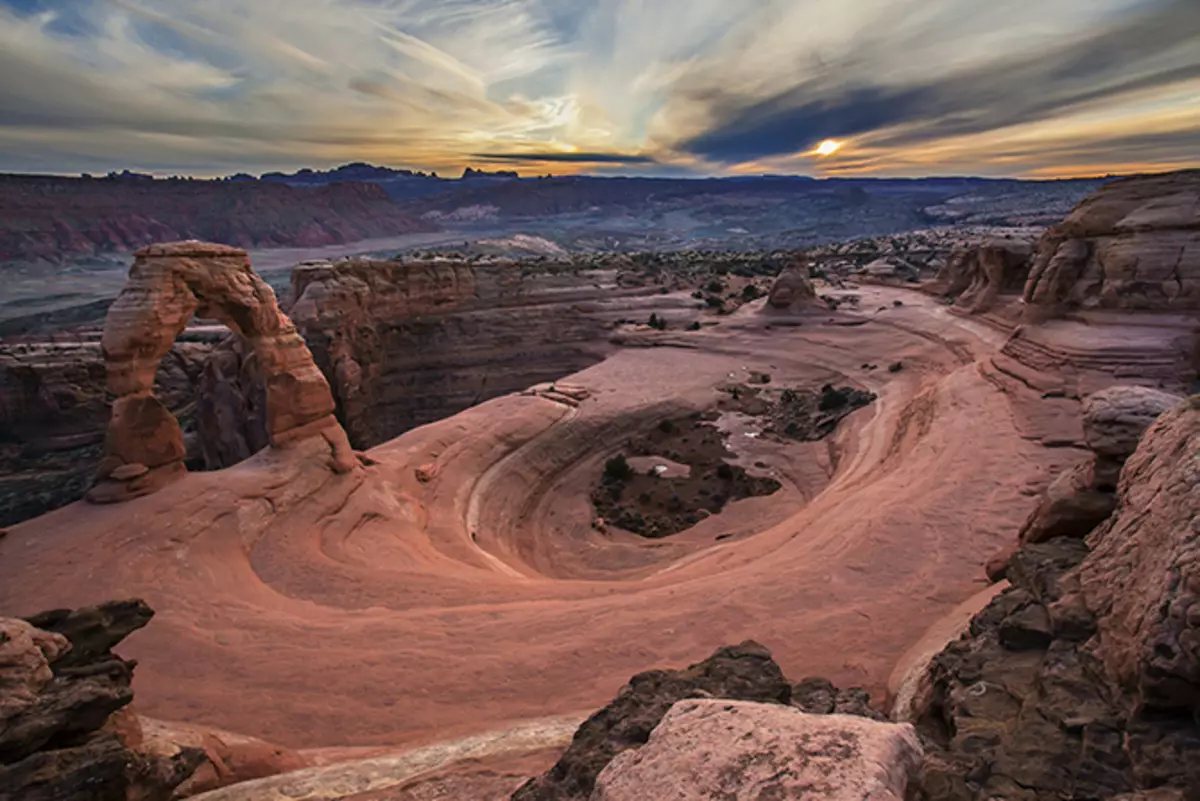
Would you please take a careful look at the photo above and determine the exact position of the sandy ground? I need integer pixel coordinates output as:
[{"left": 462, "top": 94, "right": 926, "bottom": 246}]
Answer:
[{"left": 0, "top": 287, "right": 1089, "bottom": 762}]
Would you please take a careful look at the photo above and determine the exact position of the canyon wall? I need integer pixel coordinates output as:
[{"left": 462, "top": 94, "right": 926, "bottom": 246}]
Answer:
[
  {"left": 0, "top": 174, "right": 435, "bottom": 263},
  {"left": 288, "top": 257, "right": 666, "bottom": 448}
]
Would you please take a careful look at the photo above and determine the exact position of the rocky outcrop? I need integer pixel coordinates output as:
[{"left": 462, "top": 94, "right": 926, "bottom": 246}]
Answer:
[
  {"left": 513, "top": 642, "right": 890, "bottom": 801},
  {"left": 591, "top": 699, "right": 923, "bottom": 801},
  {"left": 89, "top": 241, "right": 356, "bottom": 503},
  {"left": 929, "top": 238, "right": 1035, "bottom": 313},
  {"left": 1017, "top": 386, "right": 1180, "bottom": 547},
  {"left": 1078, "top": 397, "right": 1200, "bottom": 715},
  {"left": 0, "top": 174, "right": 435, "bottom": 264},
  {"left": 289, "top": 258, "right": 643, "bottom": 448},
  {"left": 912, "top": 397, "right": 1200, "bottom": 800},
  {"left": 1023, "top": 170, "right": 1200, "bottom": 315},
  {"left": 0, "top": 338, "right": 212, "bottom": 525},
  {"left": 766, "top": 265, "right": 817, "bottom": 310},
  {"left": 0, "top": 600, "right": 206, "bottom": 801}
]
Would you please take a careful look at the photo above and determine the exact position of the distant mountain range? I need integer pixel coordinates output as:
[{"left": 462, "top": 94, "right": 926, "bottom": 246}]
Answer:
[{"left": 0, "top": 163, "right": 1111, "bottom": 263}]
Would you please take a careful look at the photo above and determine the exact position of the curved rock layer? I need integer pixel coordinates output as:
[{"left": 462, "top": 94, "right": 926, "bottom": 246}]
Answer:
[
  {"left": 0, "top": 284, "right": 1091, "bottom": 753},
  {"left": 1024, "top": 170, "right": 1200, "bottom": 314},
  {"left": 88, "top": 241, "right": 356, "bottom": 502}
]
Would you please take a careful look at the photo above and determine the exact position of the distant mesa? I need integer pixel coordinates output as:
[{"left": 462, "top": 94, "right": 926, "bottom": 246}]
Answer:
[{"left": 462, "top": 166, "right": 520, "bottom": 180}]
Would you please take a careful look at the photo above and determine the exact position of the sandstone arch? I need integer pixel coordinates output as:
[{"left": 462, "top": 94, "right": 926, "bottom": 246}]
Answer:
[{"left": 88, "top": 241, "right": 356, "bottom": 503}]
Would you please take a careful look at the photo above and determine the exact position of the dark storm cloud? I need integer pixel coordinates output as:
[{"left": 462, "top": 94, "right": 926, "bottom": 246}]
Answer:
[
  {"left": 677, "top": 0, "right": 1200, "bottom": 163},
  {"left": 472, "top": 151, "right": 656, "bottom": 164}
]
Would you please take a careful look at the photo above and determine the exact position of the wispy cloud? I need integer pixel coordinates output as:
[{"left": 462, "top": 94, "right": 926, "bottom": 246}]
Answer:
[{"left": 0, "top": 0, "right": 1196, "bottom": 176}]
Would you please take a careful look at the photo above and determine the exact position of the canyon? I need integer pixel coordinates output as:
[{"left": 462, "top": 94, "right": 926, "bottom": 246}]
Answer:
[{"left": 0, "top": 171, "right": 1197, "bottom": 799}]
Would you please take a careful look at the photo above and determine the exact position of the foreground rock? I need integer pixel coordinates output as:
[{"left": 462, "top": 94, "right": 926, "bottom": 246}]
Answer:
[
  {"left": 592, "top": 700, "right": 922, "bottom": 801},
  {"left": 913, "top": 396, "right": 1200, "bottom": 799},
  {"left": 513, "top": 641, "right": 891, "bottom": 801},
  {"left": 1079, "top": 397, "right": 1200, "bottom": 716},
  {"left": 0, "top": 600, "right": 205, "bottom": 800},
  {"left": 89, "top": 241, "right": 356, "bottom": 503},
  {"left": 1023, "top": 170, "right": 1200, "bottom": 315},
  {"left": 1016, "top": 385, "right": 1180, "bottom": 548}
]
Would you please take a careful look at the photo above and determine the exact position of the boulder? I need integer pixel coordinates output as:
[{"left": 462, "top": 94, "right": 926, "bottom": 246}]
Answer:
[
  {"left": 912, "top": 399, "right": 1200, "bottom": 800},
  {"left": 589, "top": 700, "right": 922, "bottom": 801},
  {"left": 511, "top": 642, "right": 791, "bottom": 801},
  {"left": 1082, "top": 385, "right": 1183, "bottom": 460},
  {"left": 89, "top": 241, "right": 356, "bottom": 503},
  {"left": 1080, "top": 397, "right": 1200, "bottom": 715},
  {"left": 766, "top": 266, "right": 817, "bottom": 310}
]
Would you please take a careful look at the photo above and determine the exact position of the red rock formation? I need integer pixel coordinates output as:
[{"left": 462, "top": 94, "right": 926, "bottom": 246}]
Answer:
[
  {"left": 289, "top": 257, "right": 637, "bottom": 447},
  {"left": 0, "top": 174, "right": 435, "bottom": 263},
  {"left": 88, "top": 241, "right": 356, "bottom": 502},
  {"left": 1017, "top": 385, "right": 1180, "bottom": 546},
  {"left": 0, "top": 601, "right": 207, "bottom": 801},
  {"left": 1023, "top": 170, "right": 1200, "bottom": 316},
  {"left": 1079, "top": 396, "right": 1200, "bottom": 714},
  {"left": 765, "top": 264, "right": 817, "bottom": 310},
  {"left": 942, "top": 239, "right": 1035, "bottom": 314}
]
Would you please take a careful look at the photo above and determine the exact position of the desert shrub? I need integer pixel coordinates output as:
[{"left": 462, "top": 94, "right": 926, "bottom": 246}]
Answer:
[
  {"left": 742, "top": 284, "right": 762, "bottom": 301},
  {"left": 648, "top": 313, "right": 667, "bottom": 330},
  {"left": 716, "top": 463, "right": 734, "bottom": 481},
  {"left": 705, "top": 295, "right": 725, "bottom": 310},
  {"left": 604, "top": 454, "right": 634, "bottom": 482},
  {"left": 706, "top": 279, "right": 725, "bottom": 293},
  {"left": 687, "top": 321, "right": 701, "bottom": 331}
]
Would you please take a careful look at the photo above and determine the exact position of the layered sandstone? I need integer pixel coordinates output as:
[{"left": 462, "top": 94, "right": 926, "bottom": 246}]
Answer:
[
  {"left": 1023, "top": 170, "right": 1200, "bottom": 315},
  {"left": 0, "top": 601, "right": 206, "bottom": 801},
  {"left": 1079, "top": 397, "right": 1200, "bottom": 715},
  {"left": 929, "top": 237, "right": 1035, "bottom": 314},
  {"left": 289, "top": 257, "right": 666, "bottom": 448},
  {"left": 89, "top": 241, "right": 356, "bottom": 502}
]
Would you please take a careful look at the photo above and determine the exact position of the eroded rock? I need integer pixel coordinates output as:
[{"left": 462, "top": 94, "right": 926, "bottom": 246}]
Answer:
[
  {"left": 1018, "top": 386, "right": 1179, "bottom": 546},
  {"left": 913, "top": 398, "right": 1200, "bottom": 800},
  {"left": 0, "top": 601, "right": 206, "bottom": 801},
  {"left": 590, "top": 700, "right": 923, "bottom": 801},
  {"left": 766, "top": 264, "right": 817, "bottom": 310},
  {"left": 89, "top": 241, "right": 355, "bottom": 502},
  {"left": 1079, "top": 398, "right": 1200, "bottom": 715},
  {"left": 1023, "top": 171, "right": 1200, "bottom": 315}
]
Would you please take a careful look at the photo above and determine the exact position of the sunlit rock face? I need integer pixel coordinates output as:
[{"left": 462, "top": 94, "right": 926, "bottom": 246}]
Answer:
[{"left": 1023, "top": 171, "right": 1200, "bottom": 316}]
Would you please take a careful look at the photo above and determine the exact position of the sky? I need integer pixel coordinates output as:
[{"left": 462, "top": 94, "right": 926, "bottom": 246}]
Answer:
[{"left": 0, "top": 0, "right": 1198, "bottom": 178}]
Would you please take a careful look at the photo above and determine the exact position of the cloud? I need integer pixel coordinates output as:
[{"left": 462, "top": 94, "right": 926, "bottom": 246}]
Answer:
[
  {"left": 0, "top": 0, "right": 1196, "bottom": 176},
  {"left": 663, "top": 0, "right": 1200, "bottom": 163}
]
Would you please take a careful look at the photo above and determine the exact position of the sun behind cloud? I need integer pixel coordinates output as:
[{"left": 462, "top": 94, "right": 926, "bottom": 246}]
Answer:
[{"left": 815, "top": 140, "right": 842, "bottom": 157}]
